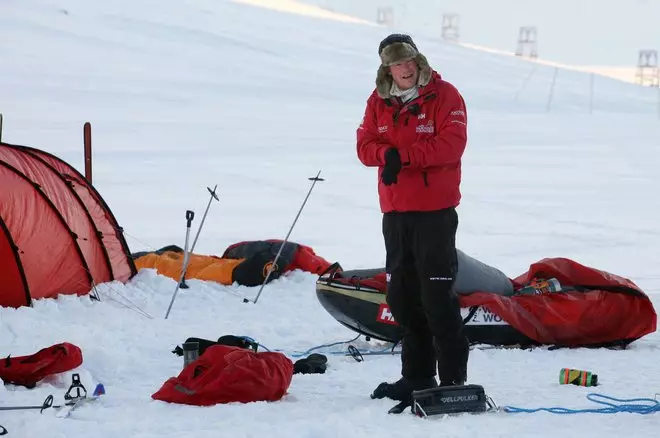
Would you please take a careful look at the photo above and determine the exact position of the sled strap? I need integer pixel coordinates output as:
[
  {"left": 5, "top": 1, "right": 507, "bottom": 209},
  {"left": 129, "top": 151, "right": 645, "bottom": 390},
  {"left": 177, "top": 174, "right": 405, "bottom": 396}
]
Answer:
[{"left": 462, "top": 306, "right": 479, "bottom": 324}]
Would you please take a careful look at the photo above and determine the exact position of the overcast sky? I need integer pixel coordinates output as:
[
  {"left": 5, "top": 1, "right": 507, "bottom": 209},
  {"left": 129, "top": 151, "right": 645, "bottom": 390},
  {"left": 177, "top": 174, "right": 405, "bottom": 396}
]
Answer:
[{"left": 305, "top": 0, "right": 659, "bottom": 66}]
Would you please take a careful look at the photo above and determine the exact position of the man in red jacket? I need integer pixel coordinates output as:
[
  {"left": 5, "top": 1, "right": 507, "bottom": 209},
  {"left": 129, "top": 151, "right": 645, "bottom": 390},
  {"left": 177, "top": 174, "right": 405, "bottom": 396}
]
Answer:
[{"left": 357, "top": 34, "right": 470, "bottom": 411}]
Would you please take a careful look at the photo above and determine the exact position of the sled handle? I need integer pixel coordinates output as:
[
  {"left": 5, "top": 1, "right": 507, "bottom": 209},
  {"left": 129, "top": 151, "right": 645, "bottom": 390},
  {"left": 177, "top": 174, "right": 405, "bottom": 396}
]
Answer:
[{"left": 319, "top": 262, "right": 343, "bottom": 284}]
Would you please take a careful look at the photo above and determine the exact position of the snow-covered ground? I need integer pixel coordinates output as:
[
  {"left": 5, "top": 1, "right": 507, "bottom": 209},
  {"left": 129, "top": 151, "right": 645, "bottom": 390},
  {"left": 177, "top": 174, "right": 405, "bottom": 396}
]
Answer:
[{"left": 1, "top": 0, "right": 659, "bottom": 437}]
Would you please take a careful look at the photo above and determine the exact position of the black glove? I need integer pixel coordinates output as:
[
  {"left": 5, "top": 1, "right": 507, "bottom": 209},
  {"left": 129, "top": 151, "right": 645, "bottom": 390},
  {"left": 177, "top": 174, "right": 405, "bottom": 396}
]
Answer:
[
  {"left": 381, "top": 148, "right": 401, "bottom": 186},
  {"left": 293, "top": 353, "right": 328, "bottom": 375}
]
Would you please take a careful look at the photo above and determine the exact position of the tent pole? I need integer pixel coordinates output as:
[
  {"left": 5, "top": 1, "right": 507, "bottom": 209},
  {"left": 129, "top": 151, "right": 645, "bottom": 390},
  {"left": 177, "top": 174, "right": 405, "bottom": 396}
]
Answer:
[{"left": 84, "top": 122, "right": 92, "bottom": 184}]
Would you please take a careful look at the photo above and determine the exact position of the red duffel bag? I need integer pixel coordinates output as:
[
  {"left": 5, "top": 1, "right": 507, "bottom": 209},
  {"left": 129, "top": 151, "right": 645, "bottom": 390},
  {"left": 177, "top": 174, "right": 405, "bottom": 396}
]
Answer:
[
  {"left": 152, "top": 345, "right": 293, "bottom": 406},
  {"left": 0, "top": 342, "right": 83, "bottom": 388}
]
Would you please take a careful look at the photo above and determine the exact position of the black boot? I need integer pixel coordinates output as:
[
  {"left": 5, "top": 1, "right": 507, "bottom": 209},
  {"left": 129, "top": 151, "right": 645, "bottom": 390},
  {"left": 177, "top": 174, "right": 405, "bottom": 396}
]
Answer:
[
  {"left": 370, "top": 376, "right": 438, "bottom": 402},
  {"left": 438, "top": 335, "right": 469, "bottom": 386}
]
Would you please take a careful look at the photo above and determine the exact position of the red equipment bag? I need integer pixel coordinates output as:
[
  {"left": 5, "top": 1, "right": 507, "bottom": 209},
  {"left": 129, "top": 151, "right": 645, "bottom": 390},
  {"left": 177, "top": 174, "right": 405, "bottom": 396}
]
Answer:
[
  {"left": 0, "top": 342, "right": 83, "bottom": 388},
  {"left": 152, "top": 345, "right": 294, "bottom": 406}
]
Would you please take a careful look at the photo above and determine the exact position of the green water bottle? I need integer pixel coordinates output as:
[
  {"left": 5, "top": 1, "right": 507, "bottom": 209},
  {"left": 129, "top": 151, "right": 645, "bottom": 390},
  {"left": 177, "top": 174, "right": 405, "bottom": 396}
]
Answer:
[{"left": 559, "top": 368, "right": 598, "bottom": 387}]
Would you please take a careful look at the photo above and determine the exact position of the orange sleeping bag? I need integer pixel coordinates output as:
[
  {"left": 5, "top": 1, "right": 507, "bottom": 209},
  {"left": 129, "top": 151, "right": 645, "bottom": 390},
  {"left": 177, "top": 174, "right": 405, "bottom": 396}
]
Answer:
[
  {"left": 132, "top": 240, "right": 332, "bottom": 287},
  {"left": 134, "top": 251, "right": 242, "bottom": 285}
]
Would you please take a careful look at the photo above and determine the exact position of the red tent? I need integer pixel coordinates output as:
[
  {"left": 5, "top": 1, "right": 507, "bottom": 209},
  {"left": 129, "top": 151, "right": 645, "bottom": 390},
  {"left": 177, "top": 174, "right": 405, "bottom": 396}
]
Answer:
[{"left": 0, "top": 142, "right": 136, "bottom": 308}]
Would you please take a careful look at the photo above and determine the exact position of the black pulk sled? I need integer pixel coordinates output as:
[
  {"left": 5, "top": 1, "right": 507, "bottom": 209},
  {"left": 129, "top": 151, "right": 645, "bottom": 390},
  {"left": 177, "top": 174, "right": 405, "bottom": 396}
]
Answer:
[{"left": 411, "top": 384, "right": 497, "bottom": 418}]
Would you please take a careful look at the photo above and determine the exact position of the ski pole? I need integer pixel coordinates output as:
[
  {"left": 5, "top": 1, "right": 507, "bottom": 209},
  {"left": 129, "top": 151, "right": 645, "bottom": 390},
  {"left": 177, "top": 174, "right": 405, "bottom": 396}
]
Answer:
[
  {"left": 0, "top": 374, "right": 100, "bottom": 415},
  {"left": 246, "top": 170, "right": 324, "bottom": 305},
  {"left": 0, "top": 394, "right": 57, "bottom": 413},
  {"left": 178, "top": 209, "right": 195, "bottom": 290},
  {"left": 0, "top": 394, "right": 88, "bottom": 413},
  {"left": 181, "top": 185, "right": 218, "bottom": 288},
  {"left": 165, "top": 210, "right": 195, "bottom": 319},
  {"left": 189, "top": 185, "right": 219, "bottom": 254},
  {"left": 0, "top": 400, "right": 51, "bottom": 412}
]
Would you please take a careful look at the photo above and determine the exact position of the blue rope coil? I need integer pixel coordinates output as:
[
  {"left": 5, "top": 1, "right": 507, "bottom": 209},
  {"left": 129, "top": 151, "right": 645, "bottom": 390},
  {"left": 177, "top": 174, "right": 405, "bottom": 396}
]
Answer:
[{"left": 503, "top": 393, "right": 660, "bottom": 415}]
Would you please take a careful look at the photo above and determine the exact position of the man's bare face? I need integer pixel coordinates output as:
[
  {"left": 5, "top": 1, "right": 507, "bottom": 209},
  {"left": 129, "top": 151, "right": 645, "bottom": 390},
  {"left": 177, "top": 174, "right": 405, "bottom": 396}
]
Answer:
[{"left": 389, "top": 59, "right": 419, "bottom": 90}]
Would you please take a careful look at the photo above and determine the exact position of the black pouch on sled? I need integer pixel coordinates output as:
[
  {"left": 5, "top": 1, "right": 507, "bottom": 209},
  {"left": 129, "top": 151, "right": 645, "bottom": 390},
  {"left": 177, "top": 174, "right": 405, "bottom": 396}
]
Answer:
[
  {"left": 172, "top": 336, "right": 258, "bottom": 357},
  {"left": 172, "top": 337, "right": 219, "bottom": 357}
]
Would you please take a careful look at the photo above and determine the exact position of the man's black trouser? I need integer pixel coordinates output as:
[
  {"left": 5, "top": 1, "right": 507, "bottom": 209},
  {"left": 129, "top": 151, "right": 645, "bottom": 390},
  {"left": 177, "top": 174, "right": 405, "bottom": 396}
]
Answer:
[{"left": 382, "top": 207, "right": 469, "bottom": 384}]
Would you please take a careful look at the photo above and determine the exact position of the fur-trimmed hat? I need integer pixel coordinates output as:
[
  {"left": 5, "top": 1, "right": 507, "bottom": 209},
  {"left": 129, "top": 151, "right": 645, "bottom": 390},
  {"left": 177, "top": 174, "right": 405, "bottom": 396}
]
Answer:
[{"left": 376, "top": 34, "right": 432, "bottom": 99}]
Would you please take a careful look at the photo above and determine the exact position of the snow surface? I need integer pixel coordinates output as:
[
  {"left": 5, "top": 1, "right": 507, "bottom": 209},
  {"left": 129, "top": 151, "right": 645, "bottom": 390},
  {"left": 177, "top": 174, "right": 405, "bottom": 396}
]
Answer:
[{"left": 1, "top": 0, "right": 660, "bottom": 437}]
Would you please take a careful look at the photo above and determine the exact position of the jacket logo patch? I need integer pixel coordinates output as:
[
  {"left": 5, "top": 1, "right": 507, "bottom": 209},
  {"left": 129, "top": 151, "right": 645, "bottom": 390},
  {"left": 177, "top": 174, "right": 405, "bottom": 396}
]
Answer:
[
  {"left": 450, "top": 110, "right": 465, "bottom": 117},
  {"left": 416, "top": 121, "right": 434, "bottom": 134},
  {"left": 417, "top": 113, "right": 426, "bottom": 120},
  {"left": 378, "top": 125, "right": 388, "bottom": 134}
]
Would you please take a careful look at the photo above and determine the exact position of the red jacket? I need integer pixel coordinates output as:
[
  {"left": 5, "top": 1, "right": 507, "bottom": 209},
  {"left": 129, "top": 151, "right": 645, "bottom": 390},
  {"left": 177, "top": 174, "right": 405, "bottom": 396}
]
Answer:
[{"left": 356, "top": 71, "right": 468, "bottom": 213}]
